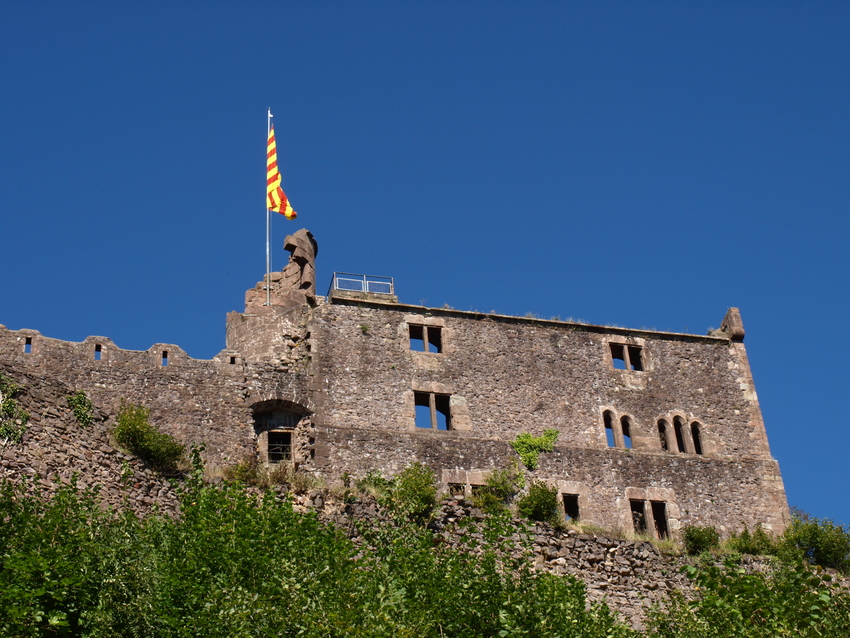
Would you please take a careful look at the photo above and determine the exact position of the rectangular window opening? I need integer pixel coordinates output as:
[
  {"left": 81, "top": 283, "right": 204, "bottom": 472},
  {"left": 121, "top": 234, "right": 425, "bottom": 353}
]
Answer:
[
  {"left": 267, "top": 431, "right": 292, "bottom": 463},
  {"left": 414, "top": 391, "right": 432, "bottom": 428},
  {"left": 409, "top": 325, "right": 426, "bottom": 352},
  {"left": 563, "top": 494, "right": 580, "bottom": 521},
  {"left": 229, "top": 356, "right": 236, "bottom": 365},
  {"left": 651, "top": 501, "right": 669, "bottom": 539},
  {"left": 94, "top": 344, "right": 102, "bottom": 361},
  {"left": 24, "top": 337, "right": 32, "bottom": 354},
  {"left": 628, "top": 346, "right": 643, "bottom": 371},
  {"left": 630, "top": 500, "right": 647, "bottom": 534},
  {"left": 434, "top": 394, "right": 451, "bottom": 430},
  {"left": 161, "top": 351, "right": 168, "bottom": 366},
  {"left": 610, "top": 343, "right": 626, "bottom": 369},
  {"left": 448, "top": 483, "right": 465, "bottom": 497},
  {"left": 426, "top": 326, "right": 442, "bottom": 353}
]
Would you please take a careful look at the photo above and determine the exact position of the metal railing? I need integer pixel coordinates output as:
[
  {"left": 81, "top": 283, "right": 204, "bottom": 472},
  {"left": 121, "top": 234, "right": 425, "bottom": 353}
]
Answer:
[{"left": 328, "top": 272, "right": 394, "bottom": 297}]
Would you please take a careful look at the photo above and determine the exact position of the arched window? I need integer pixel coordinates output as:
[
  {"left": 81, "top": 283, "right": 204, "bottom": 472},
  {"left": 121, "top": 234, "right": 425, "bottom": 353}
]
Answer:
[
  {"left": 673, "top": 417, "right": 687, "bottom": 453},
  {"left": 620, "top": 416, "right": 633, "bottom": 449},
  {"left": 657, "top": 419, "right": 669, "bottom": 452},
  {"left": 691, "top": 421, "right": 703, "bottom": 455},
  {"left": 603, "top": 410, "right": 616, "bottom": 447}
]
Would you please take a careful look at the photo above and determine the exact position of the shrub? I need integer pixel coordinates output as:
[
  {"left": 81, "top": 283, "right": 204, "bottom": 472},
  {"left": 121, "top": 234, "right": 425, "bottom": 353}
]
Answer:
[
  {"left": 726, "top": 524, "right": 777, "bottom": 556},
  {"left": 517, "top": 480, "right": 559, "bottom": 524},
  {"left": 385, "top": 463, "right": 437, "bottom": 520},
  {"left": 472, "top": 461, "right": 524, "bottom": 515},
  {"left": 67, "top": 390, "right": 93, "bottom": 428},
  {"left": 682, "top": 525, "right": 720, "bottom": 555},
  {"left": 0, "top": 373, "right": 29, "bottom": 445},
  {"left": 781, "top": 510, "right": 850, "bottom": 573},
  {"left": 511, "top": 429, "right": 559, "bottom": 470},
  {"left": 112, "top": 401, "right": 184, "bottom": 474}
]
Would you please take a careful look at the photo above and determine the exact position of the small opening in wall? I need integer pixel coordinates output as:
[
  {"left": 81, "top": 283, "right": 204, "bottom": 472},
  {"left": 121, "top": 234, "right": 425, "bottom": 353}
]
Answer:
[
  {"left": 657, "top": 420, "right": 669, "bottom": 452},
  {"left": 630, "top": 500, "right": 647, "bottom": 534},
  {"left": 563, "top": 494, "right": 580, "bottom": 521},
  {"left": 470, "top": 484, "right": 484, "bottom": 497},
  {"left": 267, "top": 430, "right": 292, "bottom": 463},
  {"left": 628, "top": 346, "right": 643, "bottom": 371},
  {"left": 414, "top": 392, "right": 432, "bottom": 429},
  {"left": 448, "top": 483, "right": 465, "bottom": 497},
  {"left": 434, "top": 394, "right": 451, "bottom": 430},
  {"left": 24, "top": 337, "right": 32, "bottom": 354},
  {"left": 161, "top": 351, "right": 168, "bottom": 366},
  {"left": 427, "top": 326, "right": 442, "bottom": 353},
  {"left": 610, "top": 343, "right": 626, "bottom": 369},
  {"left": 691, "top": 422, "right": 703, "bottom": 455},
  {"left": 603, "top": 410, "right": 616, "bottom": 447},
  {"left": 94, "top": 344, "right": 102, "bottom": 361},
  {"left": 651, "top": 501, "right": 669, "bottom": 539},
  {"left": 229, "top": 356, "right": 236, "bottom": 365},
  {"left": 621, "top": 416, "right": 633, "bottom": 449},
  {"left": 673, "top": 417, "right": 686, "bottom": 453},
  {"left": 409, "top": 325, "right": 426, "bottom": 352}
]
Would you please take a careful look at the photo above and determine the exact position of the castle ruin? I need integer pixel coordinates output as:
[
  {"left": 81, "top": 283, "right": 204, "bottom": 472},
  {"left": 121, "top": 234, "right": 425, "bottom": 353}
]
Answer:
[{"left": 0, "top": 228, "right": 790, "bottom": 537}]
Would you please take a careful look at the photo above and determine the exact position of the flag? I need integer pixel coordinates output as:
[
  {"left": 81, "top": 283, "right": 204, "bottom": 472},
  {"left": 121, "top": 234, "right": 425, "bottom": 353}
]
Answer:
[{"left": 266, "top": 124, "right": 296, "bottom": 220}]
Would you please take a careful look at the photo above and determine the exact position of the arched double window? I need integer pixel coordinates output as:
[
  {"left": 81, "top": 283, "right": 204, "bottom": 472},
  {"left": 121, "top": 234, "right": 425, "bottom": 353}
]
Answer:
[{"left": 603, "top": 410, "right": 635, "bottom": 449}]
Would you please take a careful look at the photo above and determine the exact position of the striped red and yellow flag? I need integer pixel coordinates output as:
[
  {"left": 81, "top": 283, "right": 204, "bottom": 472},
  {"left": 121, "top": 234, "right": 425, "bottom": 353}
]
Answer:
[{"left": 266, "top": 124, "right": 296, "bottom": 220}]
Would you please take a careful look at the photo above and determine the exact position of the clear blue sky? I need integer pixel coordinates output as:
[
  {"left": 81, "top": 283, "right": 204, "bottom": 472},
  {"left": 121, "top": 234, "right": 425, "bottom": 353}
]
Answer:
[{"left": 1, "top": 3, "right": 847, "bottom": 523}]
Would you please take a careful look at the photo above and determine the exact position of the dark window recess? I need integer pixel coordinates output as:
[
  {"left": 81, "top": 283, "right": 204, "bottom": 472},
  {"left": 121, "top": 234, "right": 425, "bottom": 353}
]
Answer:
[
  {"left": 448, "top": 483, "right": 465, "bottom": 497},
  {"left": 621, "top": 416, "right": 633, "bottom": 449},
  {"left": 414, "top": 391, "right": 452, "bottom": 430},
  {"left": 630, "top": 500, "right": 647, "bottom": 534},
  {"left": 673, "top": 418, "right": 687, "bottom": 453},
  {"left": 267, "top": 431, "right": 292, "bottom": 463},
  {"left": 409, "top": 325, "right": 442, "bottom": 353},
  {"left": 470, "top": 484, "right": 484, "bottom": 497},
  {"left": 610, "top": 343, "right": 643, "bottom": 371},
  {"left": 24, "top": 337, "right": 32, "bottom": 354},
  {"left": 603, "top": 410, "right": 616, "bottom": 447},
  {"left": 691, "top": 422, "right": 703, "bottom": 455},
  {"left": 658, "top": 420, "right": 669, "bottom": 451},
  {"left": 651, "top": 501, "right": 669, "bottom": 539},
  {"left": 563, "top": 494, "right": 580, "bottom": 521},
  {"left": 229, "top": 356, "right": 236, "bottom": 365},
  {"left": 161, "top": 351, "right": 168, "bottom": 366},
  {"left": 94, "top": 344, "right": 102, "bottom": 361}
]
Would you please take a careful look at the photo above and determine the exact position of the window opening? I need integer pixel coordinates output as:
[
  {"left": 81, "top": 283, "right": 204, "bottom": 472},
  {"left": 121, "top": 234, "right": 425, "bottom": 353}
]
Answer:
[
  {"left": 161, "top": 351, "right": 168, "bottom": 366},
  {"left": 448, "top": 483, "right": 465, "bottom": 497},
  {"left": 628, "top": 346, "right": 643, "bottom": 371},
  {"left": 657, "top": 420, "right": 669, "bottom": 451},
  {"left": 621, "top": 416, "right": 633, "bottom": 449},
  {"left": 409, "top": 325, "right": 442, "bottom": 353},
  {"left": 563, "top": 494, "right": 580, "bottom": 521},
  {"left": 651, "top": 501, "right": 669, "bottom": 539},
  {"left": 267, "top": 431, "right": 292, "bottom": 463},
  {"left": 414, "top": 391, "right": 452, "bottom": 430},
  {"left": 229, "top": 356, "right": 236, "bottom": 365},
  {"left": 609, "top": 343, "right": 643, "bottom": 371},
  {"left": 673, "top": 418, "right": 686, "bottom": 453},
  {"left": 603, "top": 410, "right": 616, "bottom": 447},
  {"left": 691, "top": 422, "right": 703, "bottom": 455},
  {"left": 94, "top": 344, "right": 102, "bottom": 360},
  {"left": 610, "top": 343, "right": 626, "bottom": 370},
  {"left": 630, "top": 500, "right": 647, "bottom": 534},
  {"left": 24, "top": 337, "right": 32, "bottom": 354}
]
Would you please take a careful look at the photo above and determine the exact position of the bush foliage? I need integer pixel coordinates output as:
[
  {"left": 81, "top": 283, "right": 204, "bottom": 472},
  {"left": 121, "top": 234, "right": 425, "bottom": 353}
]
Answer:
[
  {"left": 682, "top": 525, "right": 720, "bottom": 555},
  {"left": 511, "top": 429, "right": 559, "bottom": 470},
  {"left": 0, "top": 373, "right": 29, "bottom": 445},
  {"left": 517, "top": 480, "right": 559, "bottom": 524},
  {"left": 67, "top": 390, "right": 94, "bottom": 428},
  {"left": 112, "top": 401, "right": 184, "bottom": 473}
]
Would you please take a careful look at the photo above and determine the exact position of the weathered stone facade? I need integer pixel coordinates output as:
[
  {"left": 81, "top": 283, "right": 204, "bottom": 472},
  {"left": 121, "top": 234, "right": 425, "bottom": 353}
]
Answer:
[{"left": 0, "top": 228, "right": 790, "bottom": 536}]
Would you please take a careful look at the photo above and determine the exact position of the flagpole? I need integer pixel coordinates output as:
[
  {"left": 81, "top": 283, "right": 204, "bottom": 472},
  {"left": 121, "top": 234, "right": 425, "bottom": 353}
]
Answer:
[{"left": 266, "top": 109, "right": 272, "bottom": 306}]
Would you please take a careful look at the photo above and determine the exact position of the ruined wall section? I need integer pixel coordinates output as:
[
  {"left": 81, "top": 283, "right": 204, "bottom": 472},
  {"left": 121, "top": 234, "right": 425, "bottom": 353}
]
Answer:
[
  {"left": 0, "top": 325, "right": 297, "bottom": 468},
  {"left": 311, "top": 300, "right": 773, "bottom": 461},
  {"left": 0, "top": 362, "right": 180, "bottom": 514}
]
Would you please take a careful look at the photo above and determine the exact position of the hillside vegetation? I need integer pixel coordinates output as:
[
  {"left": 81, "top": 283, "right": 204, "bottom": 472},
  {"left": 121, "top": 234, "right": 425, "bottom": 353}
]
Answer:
[{"left": 1, "top": 456, "right": 849, "bottom": 637}]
